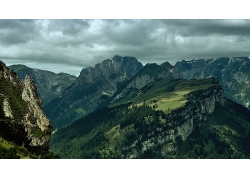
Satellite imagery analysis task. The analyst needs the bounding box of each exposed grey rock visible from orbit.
[22,75,53,146]
[45,55,143,128]
[9,64,76,106]
[112,55,143,76]
[3,98,13,118]
[111,62,182,103]
[122,84,225,158]
[175,57,250,109]
[0,60,53,147]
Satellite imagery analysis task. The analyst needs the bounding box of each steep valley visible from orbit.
[3,55,250,159]
[50,77,250,158]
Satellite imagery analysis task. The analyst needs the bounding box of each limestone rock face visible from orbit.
[122,85,225,158]
[9,64,76,106]
[0,60,53,147]
[130,74,155,89]
[22,75,53,146]
[3,98,13,118]
[175,57,250,109]
[112,55,144,76]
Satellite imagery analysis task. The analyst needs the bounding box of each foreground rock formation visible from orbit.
[0,60,55,158]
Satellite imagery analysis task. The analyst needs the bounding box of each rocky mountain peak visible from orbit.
[76,58,123,86]
[0,60,20,86]
[23,75,42,105]
[112,55,143,76]
[0,60,53,148]
[46,56,143,128]
[161,61,173,69]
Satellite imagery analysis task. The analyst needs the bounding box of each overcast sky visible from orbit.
[1,19,250,76]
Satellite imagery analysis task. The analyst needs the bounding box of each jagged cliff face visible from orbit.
[45,55,143,129]
[123,86,225,158]
[0,60,52,147]
[112,55,144,76]
[51,77,242,159]
[22,76,53,146]
[9,64,76,106]
[111,62,182,103]
[175,57,250,109]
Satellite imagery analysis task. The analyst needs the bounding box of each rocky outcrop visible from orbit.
[123,84,225,158]
[0,60,53,147]
[3,98,13,119]
[161,61,182,78]
[22,75,52,146]
[9,64,76,106]
[175,57,250,109]
[112,55,143,76]
[45,55,143,129]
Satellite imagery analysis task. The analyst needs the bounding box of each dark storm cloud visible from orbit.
[46,19,90,36]
[1,19,250,75]
[158,19,250,36]
[0,20,41,45]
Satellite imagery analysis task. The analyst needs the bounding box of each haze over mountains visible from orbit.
[2,55,250,159]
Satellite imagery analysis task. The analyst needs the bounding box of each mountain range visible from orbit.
[2,55,250,159]
[175,57,250,109]
[45,55,143,128]
[50,72,250,158]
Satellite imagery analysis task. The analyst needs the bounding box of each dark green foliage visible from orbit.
[176,101,250,159]
[0,66,58,159]
[50,102,160,158]
[0,147,20,159]
[0,77,31,147]
[28,146,60,159]
[50,77,250,159]
[0,80,27,122]
[45,78,111,128]
[0,117,30,146]
[164,81,178,92]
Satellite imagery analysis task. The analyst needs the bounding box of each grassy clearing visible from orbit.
[133,90,192,113]
[0,136,37,159]
[126,77,218,114]
[105,124,136,152]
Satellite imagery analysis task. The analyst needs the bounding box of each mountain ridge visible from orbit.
[50,76,250,158]
[9,64,76,107]
[175,57,250,109]
[45,55,143,129]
